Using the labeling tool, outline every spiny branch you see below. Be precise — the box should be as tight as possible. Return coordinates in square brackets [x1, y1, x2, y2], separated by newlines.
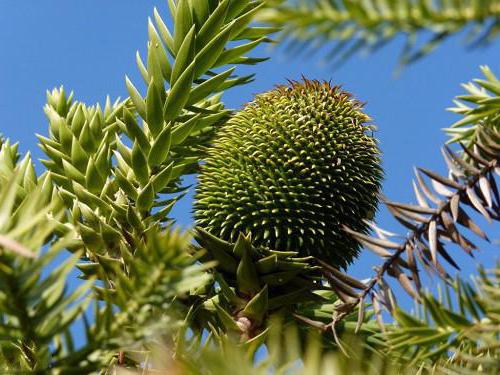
[320, 129, 500, 329]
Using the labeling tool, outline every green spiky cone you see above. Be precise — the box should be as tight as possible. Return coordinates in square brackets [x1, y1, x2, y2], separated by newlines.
[195, 80, 383, 268]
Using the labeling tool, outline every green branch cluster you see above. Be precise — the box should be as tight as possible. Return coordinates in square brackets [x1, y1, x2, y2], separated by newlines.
[389, 265, 500, 372]
[259, 0, 500, 68]
[446, 65, 500, 148]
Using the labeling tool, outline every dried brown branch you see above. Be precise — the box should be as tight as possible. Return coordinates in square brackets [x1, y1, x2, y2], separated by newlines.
[319, 130, 500, 328]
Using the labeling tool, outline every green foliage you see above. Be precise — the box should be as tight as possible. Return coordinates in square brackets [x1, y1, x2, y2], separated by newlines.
[117, 317, 398, 374]
[0, 140, 212, 373]
[1, 0, 279, 372]
[388, 264, 500, 373]
[195, 80, 382, 268]
[0, 144, 92, 372]
[446, 65, 500, 148]
[84, 228, 212, 371]
[0, 141, 65, 259]
[192, 228, 320, 338]
[35, 0, 273, 334]
[0, 0, 498, 373]
[38, 0, 273, 270]
[259, 0, 500, 68]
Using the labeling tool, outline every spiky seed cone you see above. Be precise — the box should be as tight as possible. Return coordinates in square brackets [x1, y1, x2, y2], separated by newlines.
[195, 80, 383, 268]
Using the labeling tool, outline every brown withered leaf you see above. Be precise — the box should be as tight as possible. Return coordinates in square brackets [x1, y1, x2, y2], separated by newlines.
[386, 204, 419, 231]
[379, 278, 397, 313]
[334, 301, 359, 314]
[415, 245, 435, 278]
[355, 297, 365, 334]
[417, 241, 449, 279]
[389, 264, 421, 302]
[487, 172, 500, 208]
[413, 180, 431, 208]
[436, 240, 461, 270]
[415, 168, 442, 205]
[488, 173, 500, 207]
[330, 319, 349, 356]
[316, 258, 366, 290]
[406, 243, 421, 291]
[292, 313, 328, 331]
[440, 211, 476, 254]
[384, 201, 437, 215]
[360, 241, 393, 257]
[441, 148, 465, 178]
[325, 272, 359, 300]
[474, 143, 497, 162]
[478, 175, 493, 208]
[342, 226, 401, 249]
[334, 288, 357, 304]
[428, 220, 438, 266]
[372, 293, 385, 332]
[477, 130, 500, 153]
[456, 207, 489, 241]
[429, 256, 448, 279]
[419, 167, 463, 189]
[444, 145, 481, 175]
[440, 211, 458, 236]
[474, 140, 498, 160]
[395, 257, 411, 270]
[364, 220, 399, 240]
[436, 229, 453, 243]
[431, 179, 455, 197]
[388, 204, 429, 223]
[460, 143, 490, 167]
[450, 194, 460, 222]
[466, 186, 492, 223]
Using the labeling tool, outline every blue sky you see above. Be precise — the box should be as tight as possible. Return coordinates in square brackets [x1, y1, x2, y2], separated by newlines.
[0, 1, 498, 315]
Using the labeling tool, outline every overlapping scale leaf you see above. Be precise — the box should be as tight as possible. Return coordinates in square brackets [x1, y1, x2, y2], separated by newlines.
[194, 227, 321, 337]
[39, 87, 126, 198]
[0, 146, 98, 371]
[38, 88, 133, 253]
[38, 1, 274, 281]
[0, 139, 39, 201]
[0, 161, 209, 371]
[195, 80, 383, 268]
[0, 142, 68, 256]
[125, 0, 274, 184]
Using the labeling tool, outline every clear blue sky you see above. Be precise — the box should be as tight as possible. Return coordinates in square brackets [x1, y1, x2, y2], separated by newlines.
[0, 2, 498, 317]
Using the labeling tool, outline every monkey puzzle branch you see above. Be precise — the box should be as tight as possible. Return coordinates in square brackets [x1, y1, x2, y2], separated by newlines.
[317, 145, 499, 329]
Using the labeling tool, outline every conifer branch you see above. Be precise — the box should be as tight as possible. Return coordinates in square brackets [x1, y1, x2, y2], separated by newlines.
[332, 128, 499, 328]
[260, 0, 500, 68]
